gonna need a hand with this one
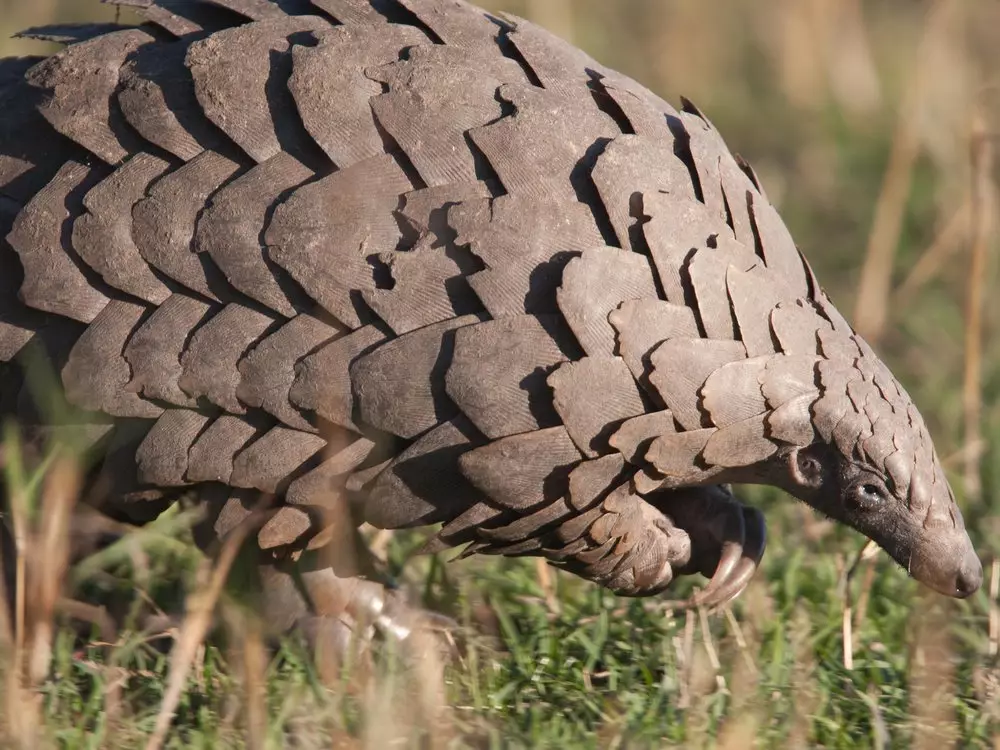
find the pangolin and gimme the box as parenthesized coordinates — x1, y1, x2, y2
(0, 0, 982, 634)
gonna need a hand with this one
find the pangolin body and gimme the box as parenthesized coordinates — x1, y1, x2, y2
(0, 0, 982, 613)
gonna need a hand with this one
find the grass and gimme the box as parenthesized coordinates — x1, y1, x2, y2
(3, 464, 999, 748)
(3, 0, 1000, 747)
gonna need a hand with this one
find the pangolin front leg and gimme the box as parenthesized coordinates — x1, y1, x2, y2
(650, 485, 767, 610)
(502, 482, 767, 606)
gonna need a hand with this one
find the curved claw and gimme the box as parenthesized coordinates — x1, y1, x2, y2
(378, 597, 459, 642)
(668, 500, 745, 610)
(342, 580, 458, 642)
(669, 503, 767, 612)
(296, 582, 459, 687)
(695, 506, 767, 610)
(689, 505, 745, 603)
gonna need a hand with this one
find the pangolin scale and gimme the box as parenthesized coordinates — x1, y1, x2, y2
(0, 0, 982, 631)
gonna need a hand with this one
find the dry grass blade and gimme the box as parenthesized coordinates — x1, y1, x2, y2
(5, 430, 30, 694)
(0, 439, 81, 750)
(853, 552, 877, 637)
(685, 613, 721, 748)
(909, 596, 959, 748)
(842, 602, 854, 672)
(0, 544, 11, 656)
(27, 456, 81, 686)
(0, 476, 14, 658)
(786, 608, 821, 748)
(860, 683, 889, 750)
(962, 115, 994, 503)
(534, 559, 560, 616)
(357, 624, 452, 750)
(0, 432, 31, 749)
(676, 607, 696, 710)
(697, 604, 725, 694)
(824, 0, 882, 115)
(990, 557, 1000, 657)
(852, 0, 953, 342)
(223, 604, 268, 750)
(243, 624, 267, 750)
(842, 539, 877, 670)
(723, 606, 757, 677)
(716, 605, 762, 749)
(145, 503, 269, 750)
(404, 629, 452, 749)
(894, 200, 970, 306)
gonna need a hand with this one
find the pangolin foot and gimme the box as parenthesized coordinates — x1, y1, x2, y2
(653, 488, 768, 611)
(678, 505, 766, 611)
(297, 572, 459, 671)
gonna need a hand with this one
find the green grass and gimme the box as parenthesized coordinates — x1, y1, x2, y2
(4, 477, 997, 748)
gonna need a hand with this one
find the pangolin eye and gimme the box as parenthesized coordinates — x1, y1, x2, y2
(851, 483, 886, 511)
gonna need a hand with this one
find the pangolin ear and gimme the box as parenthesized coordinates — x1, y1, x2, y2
(787, 446, 825, 489)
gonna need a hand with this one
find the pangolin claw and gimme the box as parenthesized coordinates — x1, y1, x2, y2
(669, 504, 767, 612)
(345, 580, 459, 643)
(681, 504, 746, 606)
(700, 506, 767, 608)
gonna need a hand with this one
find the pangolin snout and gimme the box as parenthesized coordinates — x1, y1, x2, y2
(953, 547, 984, 598)
(908, 532, 983, 599)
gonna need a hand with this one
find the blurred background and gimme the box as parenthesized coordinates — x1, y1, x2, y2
(2, 0, 1000, 747)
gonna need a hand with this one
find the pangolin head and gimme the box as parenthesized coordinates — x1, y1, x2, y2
(778, 337, 982, 598)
